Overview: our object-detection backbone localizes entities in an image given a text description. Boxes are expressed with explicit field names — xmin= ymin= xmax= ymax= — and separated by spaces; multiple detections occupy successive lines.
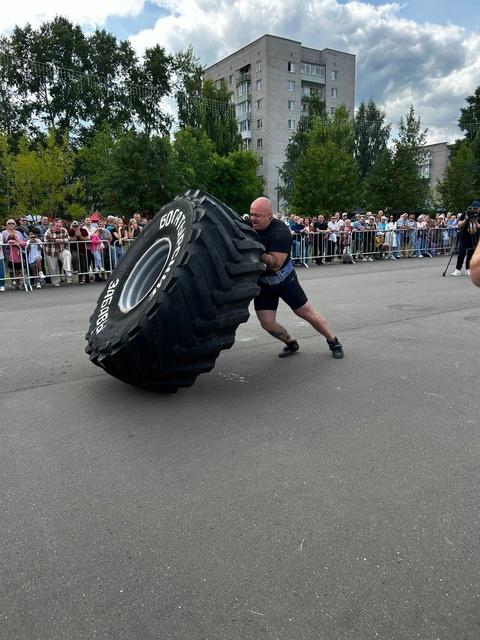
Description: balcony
xmin=236 ymin=72 xmax=251 ymax=85
xmin=301 ymin=72 xmax=326 ymax=85
xmin=235 ymin=90 xmax=251 ymax=104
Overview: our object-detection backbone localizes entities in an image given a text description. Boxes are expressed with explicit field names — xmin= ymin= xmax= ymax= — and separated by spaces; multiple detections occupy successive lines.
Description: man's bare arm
xmin=261 ymin=251 xmax=288 ymax=272
xmin=469 ymin=242 xmax=480 ymax=287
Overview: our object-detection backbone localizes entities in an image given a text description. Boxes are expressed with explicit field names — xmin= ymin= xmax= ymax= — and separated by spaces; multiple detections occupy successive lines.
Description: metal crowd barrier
xmin=0 ymin=227 xmax=460 ymax=293
xmin=0 ymin=238 xmax=136 ymax=293
xmin=290 ymin=227 xmax=457 ymax=264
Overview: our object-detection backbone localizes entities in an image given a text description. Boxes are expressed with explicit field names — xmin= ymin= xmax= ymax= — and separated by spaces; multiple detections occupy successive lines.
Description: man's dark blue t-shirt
xmin=257 ymin=218 xmax=292 ymax=276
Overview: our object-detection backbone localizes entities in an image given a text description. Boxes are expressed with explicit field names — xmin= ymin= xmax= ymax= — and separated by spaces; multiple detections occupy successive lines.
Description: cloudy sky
xmin=2 ymin=0 xmax=479 ymax=142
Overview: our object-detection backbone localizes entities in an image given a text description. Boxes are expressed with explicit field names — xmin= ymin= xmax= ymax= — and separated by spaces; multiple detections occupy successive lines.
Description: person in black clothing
xmin=250 ymin=197 xmax=344 ymax=358
xmin=313 ymin=214 xmax=327 ymax=264
xmin=450 ymin=205 xmax=479 ymax=276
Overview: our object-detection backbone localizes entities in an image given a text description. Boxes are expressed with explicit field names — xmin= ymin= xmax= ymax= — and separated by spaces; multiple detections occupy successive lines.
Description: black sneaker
xmin=328 ymin=337 xmax=344 ymax=359
xmin=278 ymin=340 xmax=299 ymax=358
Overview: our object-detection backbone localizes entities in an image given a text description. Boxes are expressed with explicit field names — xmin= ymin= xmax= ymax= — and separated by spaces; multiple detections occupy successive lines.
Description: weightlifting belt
xmin=258 ymin=260 xmax=294 ymax=286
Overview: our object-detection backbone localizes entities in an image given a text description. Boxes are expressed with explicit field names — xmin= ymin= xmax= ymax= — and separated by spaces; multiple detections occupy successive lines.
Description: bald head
xmin=250 ymin=197 xmax=273 ymax=231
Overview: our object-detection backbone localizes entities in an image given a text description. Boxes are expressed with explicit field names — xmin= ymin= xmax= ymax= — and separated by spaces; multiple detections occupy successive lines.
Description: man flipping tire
xmin=250 ymin=197 xmax=344 ymax=359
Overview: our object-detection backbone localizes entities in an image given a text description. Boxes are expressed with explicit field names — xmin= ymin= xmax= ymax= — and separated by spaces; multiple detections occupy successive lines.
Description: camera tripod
xmin=442 ymin=235 xmax=478 ymax=277
xmin=442 ymin=236 xmax=458 ymax=277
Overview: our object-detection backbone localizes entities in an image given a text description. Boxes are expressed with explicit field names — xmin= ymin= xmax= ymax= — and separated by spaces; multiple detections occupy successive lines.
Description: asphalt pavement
xmin=1 ymin=257 xmax=480 ymax=640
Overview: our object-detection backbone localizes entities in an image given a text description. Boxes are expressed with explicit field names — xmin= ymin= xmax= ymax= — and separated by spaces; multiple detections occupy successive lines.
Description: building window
xmin=229 ymin=74 xmax=234 ymax=85
xmin=288 ymin=80 xmax=295 ymax=91
xmin=236 ymin=101 xmax=251 ymax=116
xmin=257 ymin=98 xmax=262 ymax=111
xmin=288 ymin=100 xmax=295 ymax=110
xmin=255 ymin=79 xmax=262 ymax=91
xmin=242 ymin=138 xmax=251 ymax=150
xmin=331 ymin=70 xmax=338 ymax=81
xmin=257 ymin=118 xmax=263 ymax=129
xmin=259 ymin=156 xmax=263 ymax=166
xmin=301 ymin=86 xmax=319 ymax=98
xmin=257 ymin=138 xmax=263 ymax=148
xmin=236 ymin=82 xmax=249 ymax=97
xmin=255 ymin=61 xmax=262 ymax=72
xmin=418 ymin=151 xmax=432 ymax=179
xmin=239 ymin=119 xmax=251 ymax=132
xmin=301 ymin=63 xmax=325 ymax=78
xmin=287 ymin=119 xmax=295 ymax=130
xmin=331 ymin=87 xmax=337 ymax=98
xmin=288 ymin=62 xmax=295 ymax=72
xmin=330 ymin=106 xmax=335 ymax=115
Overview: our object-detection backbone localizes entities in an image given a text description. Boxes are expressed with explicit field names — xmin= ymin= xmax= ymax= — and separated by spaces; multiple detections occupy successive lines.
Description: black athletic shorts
xmin=254 ymin=271 xmax=308 ymax=311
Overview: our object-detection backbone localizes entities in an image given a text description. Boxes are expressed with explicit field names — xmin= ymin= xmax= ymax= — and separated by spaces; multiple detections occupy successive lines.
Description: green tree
xmin=75 ymin=123 xmax=116 ymax=210
xmin=126 ymin=44 xmax=172 ymax=137
xmin=201 ymin=80 xmax=240 ymax=156
xmin=308 ymin=105 xmax=354 ymax=153
xmin=209 ymin=150 xmax=263 ymax=214
xmin=459 ymin=85 xmax=480 ymax=143
xmin=391 ymin=106 xmax=428 ymax=211
xmin=173 ymin=46 xmax=204 ymax=130
xmin=354 ymin=100 xmax=391 ymax=180
xmin=0 ymin=36 xmax=31 ymax=142
xmin=10 ymin=130 xmax=84 ymax=216
xmin=174 ymin=50 xmax=240 ymax=156
xmin=396 ymin=105 xmax=427 ymax=157
xmin=0 ymin=133 xmax=13 ymax=219
xmin=362 ymin=147 xmax=395 ymax=212
xmin=172 ymin=127 xmax=215 ymax=192
xmin=278 ymin=99 xmax=326 ymax=204
xmin=285 ymin=107 xmax=358 ymax=213
xmin=8 ymin=18 xmax=89 ymax=137
xmin=438 ymin=141 xmax=478 ymax=211
xmin=290 ymin=139 xmax=359 ymax=215
xmin=3 ymin=18 xmax=173 ymax=141
xmin=99 ymin=131 xmax=177 ymax=216
xmin=391 ymin=145 xmax=427 ymax=212
xmin=459 ymin=85 xmax=480 ymax=176
xmin=79 ymin=29 xmax=139 ymax=138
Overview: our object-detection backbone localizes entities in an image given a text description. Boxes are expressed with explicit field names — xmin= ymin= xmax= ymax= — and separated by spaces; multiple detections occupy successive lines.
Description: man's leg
xmin=255 ymin=309 xmax=293 ymax=344
xmin=293 ymin=302 xmax=344 ymax=358
xmin=455 ymin=246 xmax=466 ymax=271
xmin=293 ymin=302 xmax=334 ymax=341
xmin=60 ymin=249 xmax=73 ymax=282
xmin=45 ymin=254 xmax=60 ymax=286
xmin=255 ymin=309 xmax=299 ymax=357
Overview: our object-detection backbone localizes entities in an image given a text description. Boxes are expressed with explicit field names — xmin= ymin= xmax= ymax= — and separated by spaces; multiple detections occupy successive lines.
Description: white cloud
xmin=1 ymin=0 xmax=478 ymax=144
xmin=129 ymin=0 xmax=479 ymax=143
xmin=0 ymin=0 xmax=143 ymax=33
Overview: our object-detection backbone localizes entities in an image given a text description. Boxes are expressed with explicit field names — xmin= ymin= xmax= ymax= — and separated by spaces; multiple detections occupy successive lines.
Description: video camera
xmin=465 ymin=206 xmax=479 ymax=221
xmin=466 ymin=200 xmax=480 ymax=220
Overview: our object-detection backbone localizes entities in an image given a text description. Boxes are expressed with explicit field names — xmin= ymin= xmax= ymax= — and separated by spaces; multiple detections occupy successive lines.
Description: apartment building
xmin=204 ymin=34 xmax=356 ymax=209
xmin=418 ymin=142 xmax=452 ymax=201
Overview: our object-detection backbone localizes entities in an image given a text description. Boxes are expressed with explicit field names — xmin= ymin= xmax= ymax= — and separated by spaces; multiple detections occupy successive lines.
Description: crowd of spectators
xmin=280 ymin=210 xmax=460 ymax=265
xmin=0 ymin=212 xmax=148 ymax=291
xmin=0 ymin=208 xmax=471 ymax=292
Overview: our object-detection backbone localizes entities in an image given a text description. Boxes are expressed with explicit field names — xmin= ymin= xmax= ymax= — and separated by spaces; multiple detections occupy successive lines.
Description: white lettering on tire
xmin=95 ymin=279 xmax=119 ymax=335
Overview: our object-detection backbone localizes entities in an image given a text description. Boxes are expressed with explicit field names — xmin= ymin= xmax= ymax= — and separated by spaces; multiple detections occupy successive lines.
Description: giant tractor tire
xmin=85 ymin=190 xmax=265 ymax=392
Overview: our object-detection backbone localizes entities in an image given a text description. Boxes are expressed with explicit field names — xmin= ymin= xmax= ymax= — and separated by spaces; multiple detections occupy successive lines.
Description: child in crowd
xmin=89 ymin=227 xmax=105 ymax=272
xmin=26 ymin=229 xmax=45 ymax=288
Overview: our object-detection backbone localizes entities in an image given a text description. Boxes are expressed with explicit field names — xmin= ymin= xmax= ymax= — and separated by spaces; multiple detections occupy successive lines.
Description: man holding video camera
xmin=450 ymin=201 xmax=480 ymax=276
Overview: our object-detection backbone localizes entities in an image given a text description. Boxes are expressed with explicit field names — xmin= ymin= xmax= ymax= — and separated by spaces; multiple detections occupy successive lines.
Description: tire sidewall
xmin=87 ymin=199 xmax=194 ymax=348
